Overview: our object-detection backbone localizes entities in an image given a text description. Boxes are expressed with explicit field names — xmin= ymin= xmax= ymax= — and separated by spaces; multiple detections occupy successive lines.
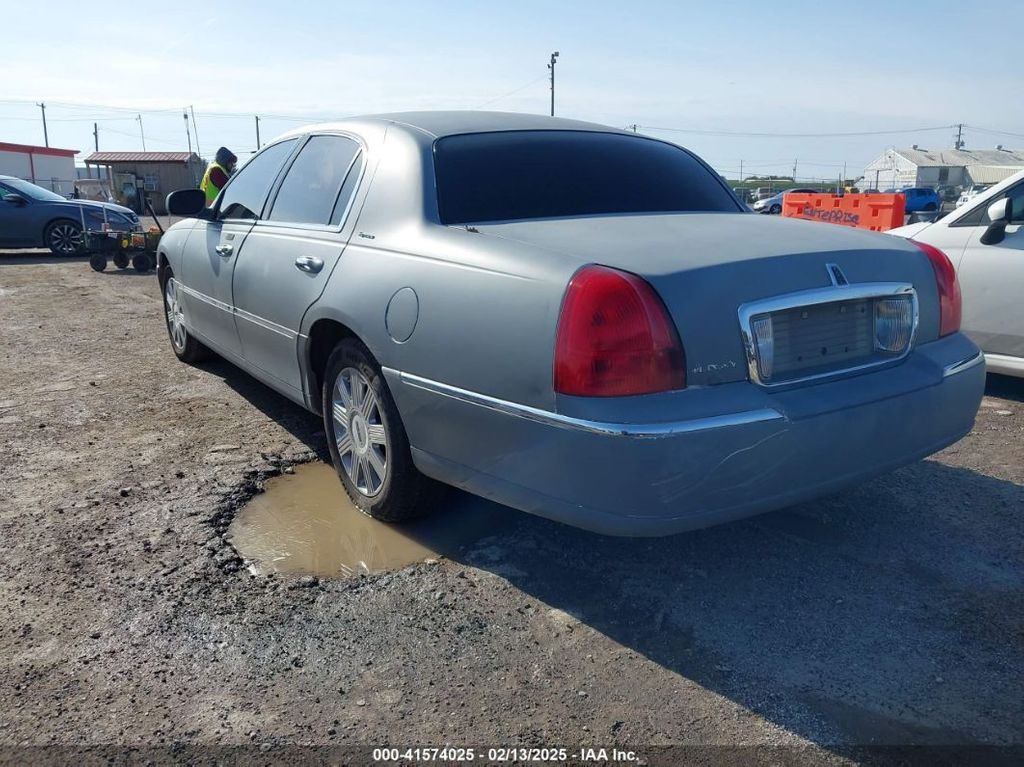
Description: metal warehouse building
xmin=83 ymin=151 xmax=204 ymax=214
xmin=861 ymin=147 xmax=1024 ymax=191
xmin=0 ymin=141 xmax=79 ymax=195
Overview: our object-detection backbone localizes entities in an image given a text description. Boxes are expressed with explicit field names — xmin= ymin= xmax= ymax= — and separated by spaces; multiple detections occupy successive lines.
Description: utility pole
xmin=548 ymin=51 xmax=559 ymax=117
xmin=954 ymin=123 xmax=964 ymax=150
xmin=792 ymin=159 xmax=798 ymax=181
xmin=189 ymin=105 xmax=202 ymax=160
xmin=183 ymin=111 xmax=193 ymax=155
xmin=92 ymin=122 xmax=99 ymax=179
xmin=629 ymin=123 xmax=638 ymax=133
xmin=137 ymin=114 xmax=146 ymax=151
xmin=255 ymin=115 xmax=261 ymax=150
xmin=739 ymin=159 xmax=743 ymax=182
xmin=37 ymin=102 xmax=49 ymax=147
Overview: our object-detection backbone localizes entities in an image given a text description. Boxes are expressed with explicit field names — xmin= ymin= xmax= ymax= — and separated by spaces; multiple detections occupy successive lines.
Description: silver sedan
xmin=159 ymin=112 xmax=984 ymax=535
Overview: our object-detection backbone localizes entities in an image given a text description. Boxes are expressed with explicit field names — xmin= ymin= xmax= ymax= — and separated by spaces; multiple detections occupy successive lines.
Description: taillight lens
xmin=554 ymin=265 xmax=685 ymax=396
xmin=911 ymin=240 xmax=961 ymax=337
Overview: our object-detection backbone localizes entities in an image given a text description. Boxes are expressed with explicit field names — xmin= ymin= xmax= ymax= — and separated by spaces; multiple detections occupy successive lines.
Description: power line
xmin=965 ymin=124 xmax=1024 ymax=140
xmin=639 ymin=124 xmax=957 ymax=138
xmin=475 ymin=73 xmax=548 ymax=109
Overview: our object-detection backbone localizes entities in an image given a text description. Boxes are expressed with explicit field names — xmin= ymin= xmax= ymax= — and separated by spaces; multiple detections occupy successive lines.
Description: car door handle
xmin=294 ymin=256 xmax=324 ymax=274
xmin=214 ymin=244 xmax=233 ymax=256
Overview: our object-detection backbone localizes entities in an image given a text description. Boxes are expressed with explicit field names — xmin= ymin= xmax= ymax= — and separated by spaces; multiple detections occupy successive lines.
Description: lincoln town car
xmin=158 ymin=112 xmax=985 ymax=535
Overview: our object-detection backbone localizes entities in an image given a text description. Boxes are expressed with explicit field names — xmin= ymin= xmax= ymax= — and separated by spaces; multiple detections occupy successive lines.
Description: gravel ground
xmin=0 ymin=254 xmax=1021 ymax=764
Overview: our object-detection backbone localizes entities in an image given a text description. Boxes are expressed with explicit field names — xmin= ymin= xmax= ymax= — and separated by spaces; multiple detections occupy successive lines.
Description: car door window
xmin=957 ymin=183 xmax=1024 ymax=227
xmin=1007 ymin=184 xmax=1024 ymax=224
xmin=268 ymin=135 xmax=361 ymax=226
xmin=217 ymin=139 xmax=298 ymax=221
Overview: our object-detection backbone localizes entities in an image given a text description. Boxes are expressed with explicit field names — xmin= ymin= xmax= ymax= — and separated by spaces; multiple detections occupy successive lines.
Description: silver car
xmin=160 ymin=112 xmax=984 ymax=536
xmin=890 ymin=168 xmax=1024 ymax=377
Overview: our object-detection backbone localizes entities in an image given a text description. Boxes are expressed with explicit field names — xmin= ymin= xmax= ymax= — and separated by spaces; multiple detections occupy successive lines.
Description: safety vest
xmin=200 ymin=161 xmax=228 ymax=207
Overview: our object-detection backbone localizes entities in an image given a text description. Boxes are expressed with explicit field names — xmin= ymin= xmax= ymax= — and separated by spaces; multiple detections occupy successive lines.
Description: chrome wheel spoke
xmin=365 ymin=448 xmax=386 ymax=489
xmin=335 ymin=430 xmax=353 ymax=458
xmin=334 ymin=376 xmax=352 ymax=412
xmin=366 ymin=423 xmax=386 ymax=445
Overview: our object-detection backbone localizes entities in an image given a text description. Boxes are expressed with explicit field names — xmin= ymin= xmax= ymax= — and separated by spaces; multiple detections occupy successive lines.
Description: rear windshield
xmin=433 ymin=130 xmax=740 ymax=225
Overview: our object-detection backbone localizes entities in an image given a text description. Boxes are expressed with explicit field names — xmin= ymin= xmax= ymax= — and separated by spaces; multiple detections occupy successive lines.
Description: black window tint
xmin=433 ymin=131 xmax=740 ymax=225
xmin=218 ymin=139 xmax=297 ymax=220
xmin=330 ymin=152 xmax=364 ymax=226
xmin=269 ymin=136 xmax=360 ymax=225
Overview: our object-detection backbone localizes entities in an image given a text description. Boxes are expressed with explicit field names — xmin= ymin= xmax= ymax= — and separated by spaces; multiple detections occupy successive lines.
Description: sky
xmin=3 ymin=0 xmax=1023 ymax=182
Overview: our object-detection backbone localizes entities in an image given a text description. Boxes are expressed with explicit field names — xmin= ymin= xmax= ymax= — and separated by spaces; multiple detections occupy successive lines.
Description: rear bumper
xmin=385 ymin=333 xmax=985 ymax=536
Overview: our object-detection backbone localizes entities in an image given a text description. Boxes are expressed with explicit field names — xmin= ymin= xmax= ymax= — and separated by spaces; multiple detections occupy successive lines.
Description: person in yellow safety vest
xmin=200 ymin=147 xmax=238 ymax=207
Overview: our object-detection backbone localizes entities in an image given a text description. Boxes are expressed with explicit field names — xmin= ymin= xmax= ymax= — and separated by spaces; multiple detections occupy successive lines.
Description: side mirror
xmin=980 ymin=197 xmax=1012 ymax=246
xmin=4 ymin=193 xmax=27 ymax=206
xmin=166 ymin=188 xmax=208 ymax=217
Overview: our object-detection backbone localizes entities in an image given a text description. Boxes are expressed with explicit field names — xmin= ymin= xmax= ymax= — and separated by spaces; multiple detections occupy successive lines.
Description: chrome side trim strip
xmin=943 ymin=351 xmax=985 ymax=378
xmin=234 ymin=306 xmax=297 ymax=340
xmin=385 ymin=368 xmax=785 ymax=439
xmin=176 ymin=283 xmax=297 ymax=340
xmin=177 ymin=282 xmax=232 ymax=314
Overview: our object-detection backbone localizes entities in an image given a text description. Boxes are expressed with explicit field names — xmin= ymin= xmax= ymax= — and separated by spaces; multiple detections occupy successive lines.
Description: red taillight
xmin=554 ymin=265 xmax=686 ymax=397
xmin=911 ymin=240 xmax=961 ymax=337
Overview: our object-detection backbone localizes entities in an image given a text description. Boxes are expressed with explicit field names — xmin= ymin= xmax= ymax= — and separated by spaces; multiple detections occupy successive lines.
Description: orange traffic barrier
xmin=781 ymin=193 xmax=906 ymax=232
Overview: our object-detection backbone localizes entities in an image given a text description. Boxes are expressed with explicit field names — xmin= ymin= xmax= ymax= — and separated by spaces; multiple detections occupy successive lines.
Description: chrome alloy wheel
xmin=50 ymin=223 xmax=81 ymax=254
xmin=164 ymin=278 xmax=187 ymax=352
xmin=332 ymin=367 xmax=389 ymax=497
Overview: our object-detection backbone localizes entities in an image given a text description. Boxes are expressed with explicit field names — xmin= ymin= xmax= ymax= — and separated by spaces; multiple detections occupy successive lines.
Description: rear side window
xmin=269 ymin=135 xmax=361 ymax=225
xmin=433 ymin=130 xmax=740 ymax=225
xmin=218 ymin=139 xmax=298 ymax=220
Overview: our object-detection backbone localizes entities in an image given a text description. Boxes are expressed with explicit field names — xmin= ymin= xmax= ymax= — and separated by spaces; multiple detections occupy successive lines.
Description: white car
xmin=956 ymin=185 xmax=991 ymax=208
xmin=890 ymin=170 xmax=1024 ymax=377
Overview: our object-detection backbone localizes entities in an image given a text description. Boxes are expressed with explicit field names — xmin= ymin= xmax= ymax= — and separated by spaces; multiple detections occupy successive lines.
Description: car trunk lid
xmin=474 ymin=213 xmax=938 ymax=386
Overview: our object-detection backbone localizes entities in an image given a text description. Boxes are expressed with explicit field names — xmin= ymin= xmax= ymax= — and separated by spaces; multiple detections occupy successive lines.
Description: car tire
xmin=770 ymin=204 xmax=781 ymax=214
xmin=44 ymin=219 xmax=83 ymax=256
xmin=322 ymin=339 xmax=439 ymax=522
xmin=161 ymin=272 xmax=211 ymax=363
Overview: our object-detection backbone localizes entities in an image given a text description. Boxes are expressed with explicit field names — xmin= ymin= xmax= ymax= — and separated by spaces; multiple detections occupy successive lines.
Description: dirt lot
xmin=0 ymin=254 xmax=1022 ymax=763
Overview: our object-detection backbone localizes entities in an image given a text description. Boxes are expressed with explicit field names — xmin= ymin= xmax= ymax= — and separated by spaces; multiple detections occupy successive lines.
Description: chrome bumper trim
xmin=942 ymin=351 xmax=985 ymax=378
xmin=386 ymin=369 xmax=785 ymax=439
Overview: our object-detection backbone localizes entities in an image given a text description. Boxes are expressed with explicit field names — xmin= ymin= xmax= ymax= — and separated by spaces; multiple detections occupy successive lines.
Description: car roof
xmin=280 ymin=110 xmax=631 ymax=141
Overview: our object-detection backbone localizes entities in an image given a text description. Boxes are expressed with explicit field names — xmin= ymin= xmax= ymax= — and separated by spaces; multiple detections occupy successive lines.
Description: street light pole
xmin=548 ymin=51 xmax=559 ymax=116
xmin=137 ymin=114 xmax=146 ymax=151
xmin=255 ymin=115 xmax=261 ymax=150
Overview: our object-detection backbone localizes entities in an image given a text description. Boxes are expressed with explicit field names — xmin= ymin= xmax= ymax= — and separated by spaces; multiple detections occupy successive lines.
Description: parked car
xmin=752 ymin=188 xmax=819 ymax=214
xmin=899 ymin=187 xmax=942 ymax=213
xmin=0 ymin=175 xmax=140 ymax=254
xmin=956 ymin=185 xmax=991 ymax=208
xmin=160 ymin=112 xmax=984 ymax=535
xmin=890 ymin=168 xmax=1024 ymax=378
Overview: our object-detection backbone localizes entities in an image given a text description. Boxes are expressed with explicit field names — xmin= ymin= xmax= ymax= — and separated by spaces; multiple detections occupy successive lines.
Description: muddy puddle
xmin=228 ymin=462 xmax=514 ymax=577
